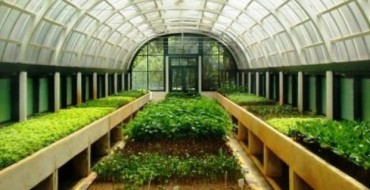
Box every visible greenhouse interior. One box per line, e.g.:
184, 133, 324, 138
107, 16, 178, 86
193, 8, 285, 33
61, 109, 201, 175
0, 0, 370, 189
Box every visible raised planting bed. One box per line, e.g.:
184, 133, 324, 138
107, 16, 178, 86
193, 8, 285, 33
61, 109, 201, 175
214, 93, 368, 190
227, 93, 370, 187
293, 120, 370, 186
124, 96, 232, 141
91, 95, 247, 189
246, 104, 323, 135
0, 91, 150, 190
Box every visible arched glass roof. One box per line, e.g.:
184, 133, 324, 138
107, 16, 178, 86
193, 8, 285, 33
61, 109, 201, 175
0, 0, 369, 71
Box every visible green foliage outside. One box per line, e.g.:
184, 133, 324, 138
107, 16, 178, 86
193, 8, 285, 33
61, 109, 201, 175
0, 90, 146, 170
124, 97, 232, 141
93, 152, 241, 189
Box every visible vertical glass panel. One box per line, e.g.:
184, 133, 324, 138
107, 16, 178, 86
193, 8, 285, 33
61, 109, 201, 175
168, 36, 199, 54
131, 34, 237, 91
203, 55, 219, 91
148, 40, 163, 55
149, 72, 164, 90
148, 56, 163, 71
132, 72, 147, 89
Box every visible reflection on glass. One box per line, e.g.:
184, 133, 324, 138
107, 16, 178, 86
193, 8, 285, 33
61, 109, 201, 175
170, 57, 197, 91
131, 34, 236, 91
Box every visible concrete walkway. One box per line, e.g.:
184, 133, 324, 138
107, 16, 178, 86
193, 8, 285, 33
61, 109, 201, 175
227, 136, 272, 190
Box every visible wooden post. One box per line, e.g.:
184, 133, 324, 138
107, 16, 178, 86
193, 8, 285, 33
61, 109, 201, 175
326, 71, 333, 120
279, 71, 284, 106
104, 73, 109, 97
114, 73, 118, 94
76, 72, 82, 105
298, 71, 304, 113
54, 72, 60, 112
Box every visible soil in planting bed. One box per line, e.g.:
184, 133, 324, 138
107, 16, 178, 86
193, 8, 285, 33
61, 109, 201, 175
89, 181, 250, 190
121, 139, 232, 156
296, 138, 370, 187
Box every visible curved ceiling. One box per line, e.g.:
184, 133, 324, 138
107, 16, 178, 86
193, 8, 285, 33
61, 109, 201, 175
0, 0, 369, 71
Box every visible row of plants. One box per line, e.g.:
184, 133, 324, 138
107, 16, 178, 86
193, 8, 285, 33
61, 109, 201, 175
224, 92, 370, 172
294, 120, 370, 169
218, 83, 248, 95
0, 90, 147, 170
124, 96, 232, 141
225, 93, 274, 106
93, 151, 241, 188
92, 93, 243, 189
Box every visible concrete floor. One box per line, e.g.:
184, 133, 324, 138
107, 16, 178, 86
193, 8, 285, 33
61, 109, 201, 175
227, 136, 272, 190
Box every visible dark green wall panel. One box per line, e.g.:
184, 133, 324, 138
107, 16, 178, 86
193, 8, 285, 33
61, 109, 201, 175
321, 78, 326, 115
0, 79, 12, 122
66, 77, 73, 106
84, 76, 90, 101
250, 73, 256, 94
287, 75, 293, 105
27, 78, 34, 116
339, 78, 354, 120
308, 76, 317, 113
39, 78, 49, 113
361, 78, 370, 121
98, 76, 104, 98
260, 74, 266, 96
272, 75, 277, 100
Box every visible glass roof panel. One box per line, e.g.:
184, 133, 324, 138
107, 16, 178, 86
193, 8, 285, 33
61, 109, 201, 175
89, 1, 113, 22
0, 0, 369, 69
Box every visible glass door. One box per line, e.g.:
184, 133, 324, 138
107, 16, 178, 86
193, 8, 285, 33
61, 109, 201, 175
169, 57, 198, 92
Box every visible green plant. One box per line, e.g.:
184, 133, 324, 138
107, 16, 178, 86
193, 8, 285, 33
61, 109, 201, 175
218, 83, 247, 95
114, 90, 148, 98
77, 97, 134, 108
93, 152, 241, 187
165, 91, 201, 99
226, 93, 275, 106
294, 120, 370, 169
124, 97, 232, 141
0, 108, 113, 169
247, 104, 316, 120
0, 91, 147, 170
267, 117, 326, 136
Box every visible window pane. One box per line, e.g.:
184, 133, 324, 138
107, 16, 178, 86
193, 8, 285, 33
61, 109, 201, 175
132, 72, 147, 89
149, 71, 164, 90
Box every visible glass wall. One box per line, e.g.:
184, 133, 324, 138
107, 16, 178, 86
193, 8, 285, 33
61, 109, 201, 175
132, 39, 165, 90
131, 34, 237, 91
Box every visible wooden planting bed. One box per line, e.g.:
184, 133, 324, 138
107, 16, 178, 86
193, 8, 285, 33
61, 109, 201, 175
0, 94, 150, 190
90, 95, 246, 190
214, 93, 368, 190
